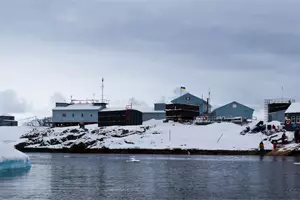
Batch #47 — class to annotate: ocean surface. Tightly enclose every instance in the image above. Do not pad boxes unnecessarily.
[1,153,300,200]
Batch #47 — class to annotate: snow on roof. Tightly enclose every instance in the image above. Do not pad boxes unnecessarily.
[101,106,165,113]
[285,103,300,113]
[100,107,126,112]
[53,103,102,111]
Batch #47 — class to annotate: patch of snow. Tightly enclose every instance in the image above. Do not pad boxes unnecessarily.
[285,102,300,114]
[15,120,281,151]
[267,121,282,126]
[53,103,102,111]
[102,106,165,113]
[277,143,300,152]
[253,109,264,121]
[0,126,47,145]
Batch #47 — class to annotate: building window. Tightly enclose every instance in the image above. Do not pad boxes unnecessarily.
[81,114,84,117]
[72,114,75,117]
[297,116,300,124]
[62,113,66,117]
[292,116,295,123]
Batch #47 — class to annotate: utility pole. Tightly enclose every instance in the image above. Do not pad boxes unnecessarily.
[101,78,104,103]
[208,88,211,113]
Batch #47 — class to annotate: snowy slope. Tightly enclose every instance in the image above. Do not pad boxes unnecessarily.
[13,120,285,151]
[0,126,46,145]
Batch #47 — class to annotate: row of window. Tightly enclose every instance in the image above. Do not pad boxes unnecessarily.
[62,113,93,118]
[290,116,300,123]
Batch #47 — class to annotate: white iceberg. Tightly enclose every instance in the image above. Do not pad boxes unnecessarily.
[0,143,31,171]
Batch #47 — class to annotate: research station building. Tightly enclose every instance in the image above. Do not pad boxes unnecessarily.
[166,103,199,122]
[112,104,166,122]
[141,103,166,121]
[98,108,143,126]
[170,93,211,115]
[284,102,300,131]
[52,101,166,127]
[52,102,107,127]
[264,98,294,122]
[0,115,18,126]
[211,101,254,119]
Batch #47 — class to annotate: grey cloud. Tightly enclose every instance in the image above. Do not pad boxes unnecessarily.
[156,96,166,104]
[166,87,189,103]
[2,0,299,72]
[1,0,300,111]
[2,0,300,59]
[49,92,66,105]
[0,90,32,114]
[128,97,148,107]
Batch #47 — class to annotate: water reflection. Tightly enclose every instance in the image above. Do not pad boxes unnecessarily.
[1,153,300,200]
[0,167,30,179]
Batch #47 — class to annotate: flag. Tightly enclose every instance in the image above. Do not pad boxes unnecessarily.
[180,86,186,90]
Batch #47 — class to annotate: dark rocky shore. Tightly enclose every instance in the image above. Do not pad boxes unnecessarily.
[15,146,272,156]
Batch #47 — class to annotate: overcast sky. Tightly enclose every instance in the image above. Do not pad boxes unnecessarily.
[1,0,300,118]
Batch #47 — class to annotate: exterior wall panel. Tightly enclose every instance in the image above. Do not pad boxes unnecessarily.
[213,102,254,119]
[52,110,99,123]
[154,103,166,111]
[143,112,165,121]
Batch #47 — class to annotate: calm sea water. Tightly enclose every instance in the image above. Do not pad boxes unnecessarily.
[1,153,300,200]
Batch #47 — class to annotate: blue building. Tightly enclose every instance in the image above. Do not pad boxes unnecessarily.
[171,93,211,115]
[154,103,166,111]
[212,101,254,119]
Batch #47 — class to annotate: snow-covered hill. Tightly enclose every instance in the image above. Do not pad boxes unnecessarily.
[11,120,284,151]
[0,126,47,145]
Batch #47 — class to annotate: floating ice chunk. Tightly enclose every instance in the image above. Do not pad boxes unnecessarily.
[294,162,300,165]
[126,156,140,163]
[0,144,31,171]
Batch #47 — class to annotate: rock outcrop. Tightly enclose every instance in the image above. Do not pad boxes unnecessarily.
[16,125,161,150]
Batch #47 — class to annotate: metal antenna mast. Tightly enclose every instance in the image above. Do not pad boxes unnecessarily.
[101,78,104,103]
[208,88,211,113]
